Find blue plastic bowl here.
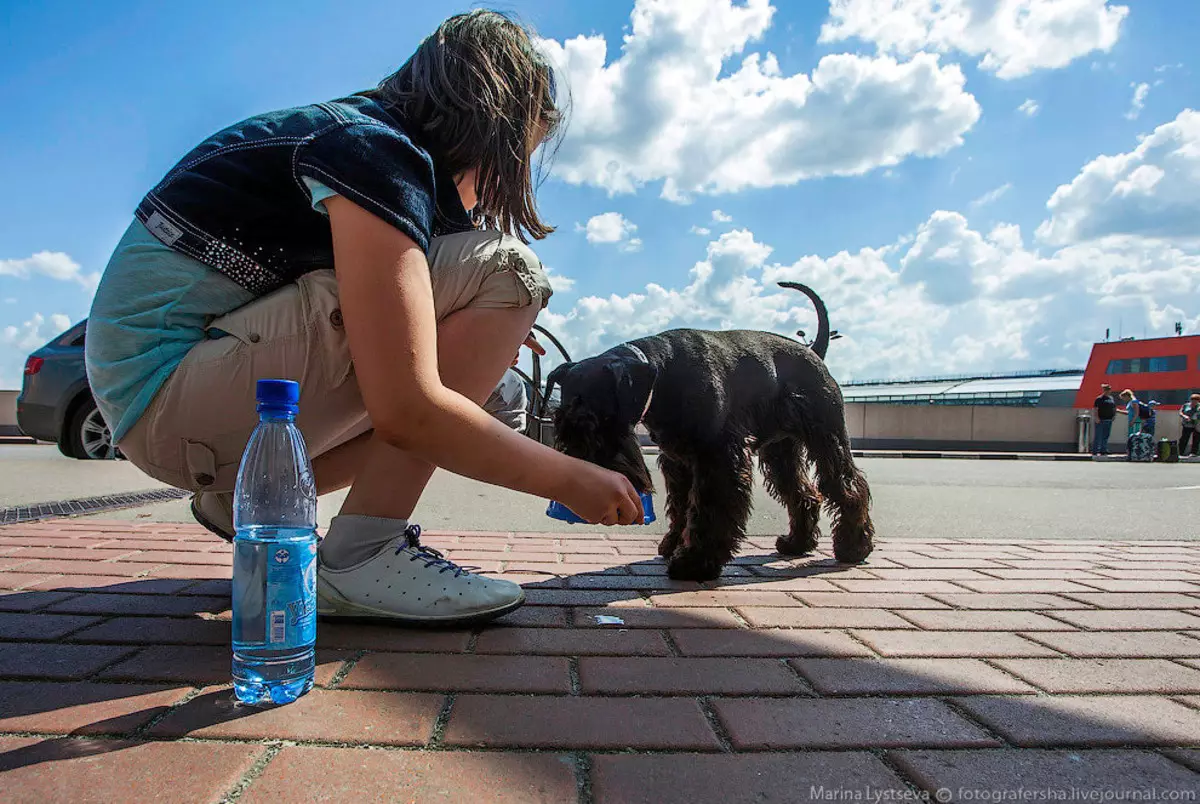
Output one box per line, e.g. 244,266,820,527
546,491,655,525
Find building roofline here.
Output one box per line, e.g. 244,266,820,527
842,368,1084,388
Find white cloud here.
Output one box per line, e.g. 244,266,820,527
0,312,73,389
1124,82,1150,120
690,225,712,236
712,210,733,223
576,212,643,253
539,0,980,200
1037,109,1200,246
969,182,1013,209
0,251,99,290
1017,99,1039,117
820,0,1128,80
542,264,576,294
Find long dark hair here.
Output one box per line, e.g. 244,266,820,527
367,10,564,242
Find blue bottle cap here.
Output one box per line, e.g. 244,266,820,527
256,379,300,413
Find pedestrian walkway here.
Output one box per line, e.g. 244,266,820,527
1,521,1198,802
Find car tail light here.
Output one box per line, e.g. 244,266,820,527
23,357,44,376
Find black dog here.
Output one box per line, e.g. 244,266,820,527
546,283,874,582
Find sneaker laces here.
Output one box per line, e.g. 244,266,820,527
395,524,469,578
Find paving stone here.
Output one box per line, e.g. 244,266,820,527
645,590,798,607
827,580,969,594
892,748,1200,801
0,643,136,679
591,752,909,804
852,630,1060,658
790,658,1035,695
45,593,228,617
2,559,165,577
1060,592,1200,609
443,695,720,750
96,645,341,686
926,593,1088,610
565,575,705,591
1043,609,1200,631
953,579,1102,594
573,606,743,628
315,623,470,652
0,737,263,804
991,658,1200,693
242,746,577,804
146,563,232,580
474,627,671,655
792,592,949,609
29,576,195,594
0,612,101,640
1163,749,1200,772
738,607,915,629
522,588,643,606
341,654,571,693
0,681,189,735
1074,580,1200,593
151,688,442,745
0,572,58,591
492,605,570,628
670,627,874,657
711,697,999,749
67,616,230,645
891,610,1075,631
1022,631,1200,658
0,589,73,612
953,694,1200,747
579,657,807,695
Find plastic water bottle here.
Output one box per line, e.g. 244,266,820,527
231,379,318,705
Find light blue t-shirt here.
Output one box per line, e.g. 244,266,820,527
86,179,339,442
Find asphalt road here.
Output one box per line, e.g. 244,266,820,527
2,444,1199,541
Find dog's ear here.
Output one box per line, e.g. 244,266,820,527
543,361,574,407
610,360,657,426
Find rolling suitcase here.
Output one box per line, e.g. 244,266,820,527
1159,438,1180,463
1128,432,1154,463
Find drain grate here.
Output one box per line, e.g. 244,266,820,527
0,488,191,525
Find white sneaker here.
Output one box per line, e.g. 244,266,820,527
191,491,234,542
316,525,525,627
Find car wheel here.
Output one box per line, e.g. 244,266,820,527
67,398,119,460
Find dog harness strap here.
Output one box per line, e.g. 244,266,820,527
621,343,649,364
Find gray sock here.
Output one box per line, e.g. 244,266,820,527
319,514,408,570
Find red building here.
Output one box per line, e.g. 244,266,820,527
1074,335,1200,411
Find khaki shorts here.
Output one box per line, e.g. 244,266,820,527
119,230,551,493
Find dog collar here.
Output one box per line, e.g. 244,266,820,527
621,343,649,364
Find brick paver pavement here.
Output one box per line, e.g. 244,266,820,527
1,520,1198,802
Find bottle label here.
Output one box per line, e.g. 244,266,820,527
265,542,317,647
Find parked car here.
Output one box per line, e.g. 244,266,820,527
16,320,573,461
16,320,120,460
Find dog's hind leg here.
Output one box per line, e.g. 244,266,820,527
668,440,754,582
657,452,693,560
759,439,822,556
807,431,875,564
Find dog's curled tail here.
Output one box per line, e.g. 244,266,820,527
778,281,831,360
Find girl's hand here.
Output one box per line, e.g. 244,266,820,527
558,463,644,526
511,332,545,367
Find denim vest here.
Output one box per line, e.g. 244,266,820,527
134,95,474,296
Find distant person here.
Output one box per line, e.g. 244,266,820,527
1119,389,1144,437
1142,400,1159,438
1181,393,1200,457
1092,383,1116,455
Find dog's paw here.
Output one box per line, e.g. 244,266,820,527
667,549,725,582
775,533,819,557
833,532,874,564
657,532,682,560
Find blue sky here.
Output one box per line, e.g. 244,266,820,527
2,0,1199,389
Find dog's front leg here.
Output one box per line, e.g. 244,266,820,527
668,442,753,582
657,452,693,560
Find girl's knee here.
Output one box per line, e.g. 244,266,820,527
428,231,553,318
